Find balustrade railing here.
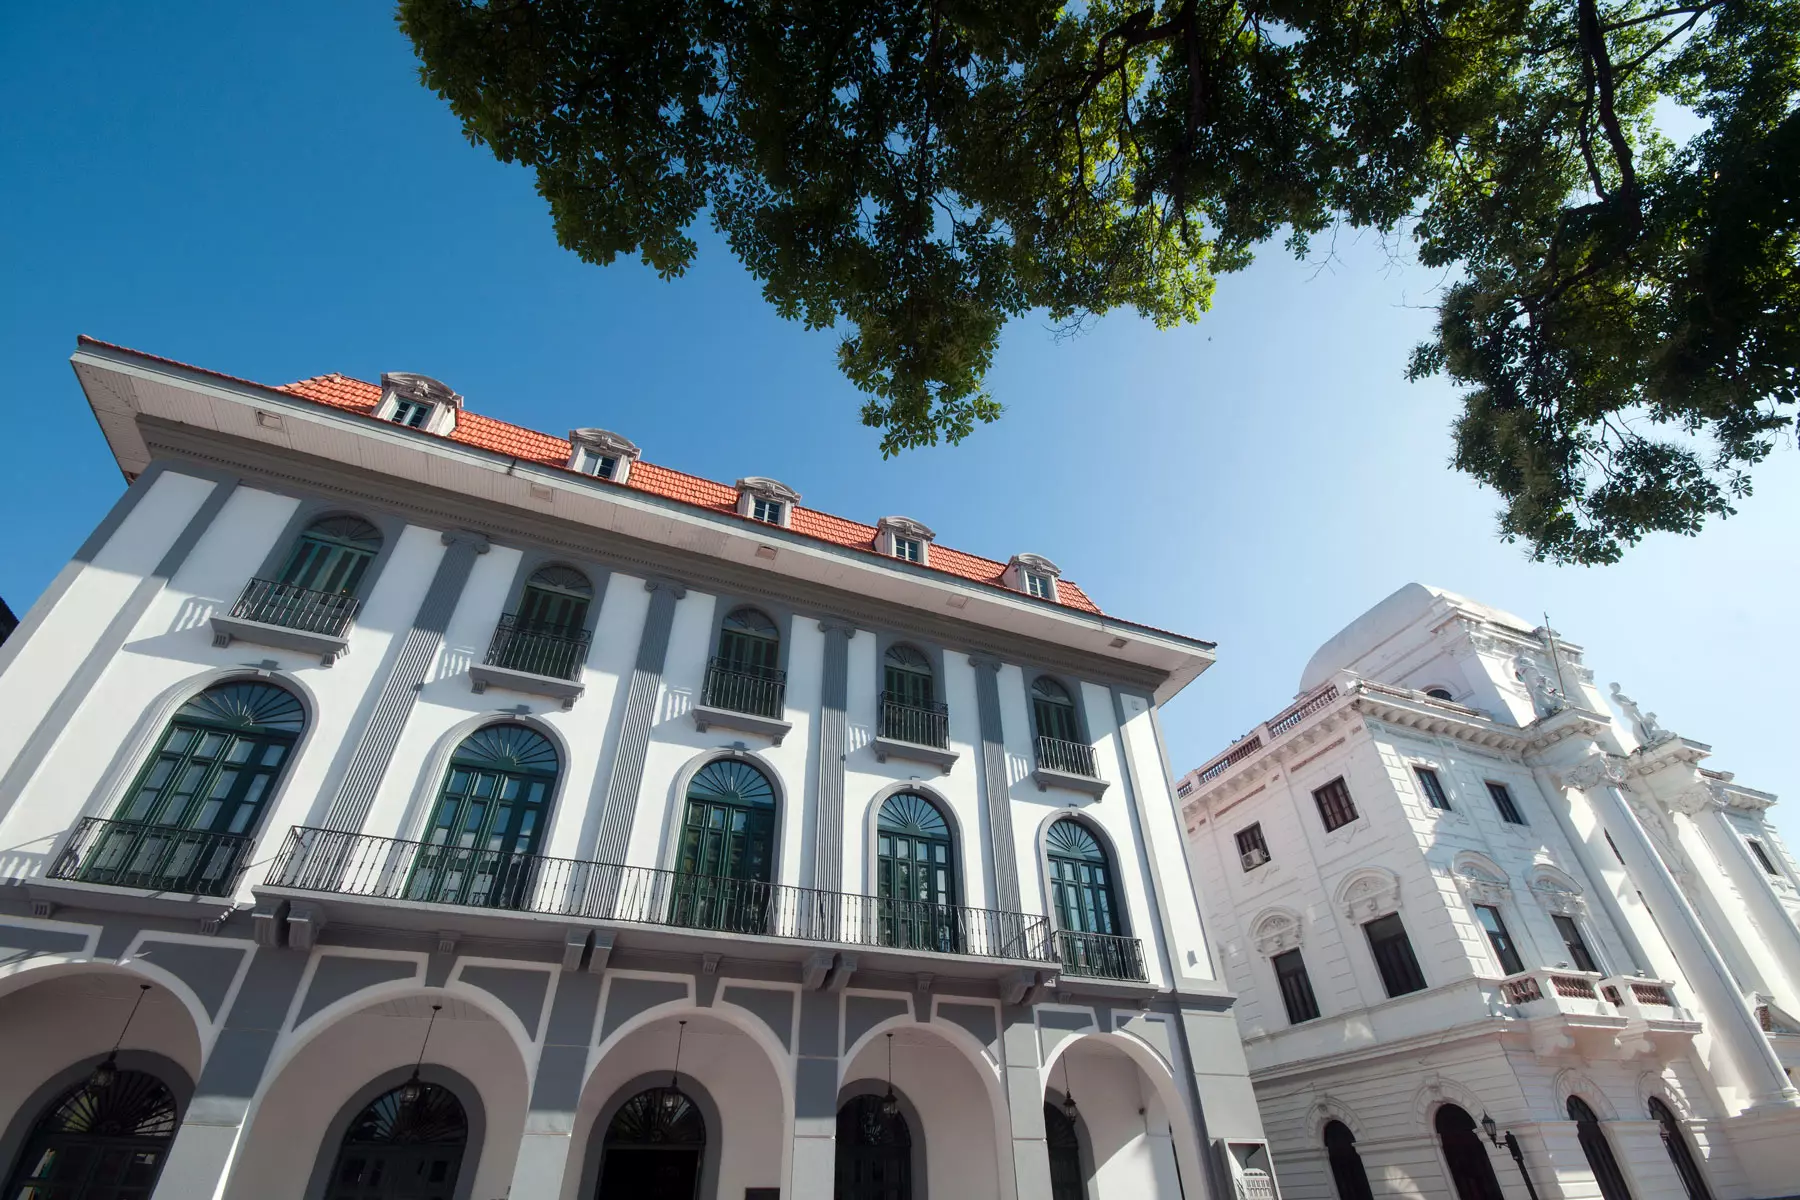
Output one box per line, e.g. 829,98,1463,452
50,817,255,898
1055,929,1148,981
880,698,949,749
1035,736,1099,779
484,615,590,680
231,577,360,637
699,658,787,718
267,828,1052,963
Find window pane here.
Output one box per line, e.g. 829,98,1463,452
1364,914,1426,996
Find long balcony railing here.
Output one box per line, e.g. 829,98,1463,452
1055,930,1148,981
267,828,1053,963
49,817,255,898
1035,735,1099,779
879,697,949,749
484,615,590,680
700,657,786,718
231,577,360,638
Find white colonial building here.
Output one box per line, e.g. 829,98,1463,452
1175,585,1800,1200
0,338,1270,1200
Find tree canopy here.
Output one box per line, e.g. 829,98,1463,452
398,0,1798,563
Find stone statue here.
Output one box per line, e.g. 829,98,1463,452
1610,682,1672,747
1513,653,1564,718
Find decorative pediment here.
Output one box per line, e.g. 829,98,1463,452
1527,867,1588,917
1251,909,1304,957
1337,868,1401,922
569,427,640,458
1452,854,1511,905
736,476,801,503
381,371,463,407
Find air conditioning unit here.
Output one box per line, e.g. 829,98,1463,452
1241,848,1270,870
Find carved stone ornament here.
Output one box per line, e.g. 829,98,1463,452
876,515,936,542
1251,911,1304,957
568,427,641,459
381,371,463,408
1339,869,1401,922
1453,860,1512,906
1665,786,1718,817
1528,873,1588,917
735,476,801,503
1008,552,1062,578
1609,682,1674,747
1559,754,1626,793
1514,653,1566,718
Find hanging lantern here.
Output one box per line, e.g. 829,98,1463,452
1061,1050,1079,1122
661,1021,689,1115
89,984,152,1092
881,1032,900,1117
401,1004,443,1108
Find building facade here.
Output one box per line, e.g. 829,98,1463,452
1175,584,1800,1200
0,338,1268,1200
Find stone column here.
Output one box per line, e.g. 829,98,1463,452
811,621,854,892
1689,801,1800,1003
790,989,840,1195
508,972,603,1197
1561,755,1797,1109
971,656,1022,914
1000,1005,1053,1199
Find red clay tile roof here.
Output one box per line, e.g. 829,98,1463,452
270,372,1105,614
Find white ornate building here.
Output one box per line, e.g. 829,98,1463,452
1175,584,1800,1200
0,338,1270,1200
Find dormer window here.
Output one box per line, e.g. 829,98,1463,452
376,372,462,435
1025,572,1053,598
1007,553,1062,601
736,477,799,528
894,536,922,563
876,516,935,565
567,428,639,484
391,398,432,428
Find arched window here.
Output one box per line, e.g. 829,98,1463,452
1569,1097,1633,1200
1031,678,1080,744
2,1069,178,1198
325,1081,467,1200
408,724,559,909
835,1094,911,1200
1048,819,1135,977
1434,1104,1504,1200
1648,1098,1711,1200
673,760,778,932
278,515,382,596
1324,1120,1374,1200
595,1087,705,1200
882,646,934,707
83,681,304,896
1044,1101,1084,1200
718,607,780,674
877,793,958,951
705,608,785,718
516,564,593,633
1425,687,1454,702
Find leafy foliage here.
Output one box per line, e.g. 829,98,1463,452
399,0,1799,562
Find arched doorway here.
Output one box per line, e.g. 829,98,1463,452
594,1086,705,1200
1434,1104,1504,1200
408,723,560,909
1044,1100,1084,1200
1569,1097,1633,1200
1649,1098,1711,1200
324,1080,468,1199
876,792,959,952
672,759,777,933
1324,1120,1374,1200
835,1094,911,1200
2,1068,179,1199
1046,818,1133,977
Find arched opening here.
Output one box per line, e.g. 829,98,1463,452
279,515,383,596
672,759,777,933
407,724,560,910
1030,678,1079,744
835,1094,911,1200
1324,1120,1373,1200
2,1068,179,1199
80,679,304,895
492,565,595,678
1045,1034,1188,1199
1648,1099,1710,1200
1434,1105,1503,1200
705,608,784,717
324,1081,468,1199
879,646,945,747
517,565,593,632
593,1086,705,1200
876,792,959,952
1569,1097,1633,1200
1424,687,1454,702
1046,819,1133,978
1044,1101,1084,1200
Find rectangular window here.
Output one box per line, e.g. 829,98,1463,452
893,536,922,563
1273,949,1321,1023
1486,781,1525,824
391,398,431,428
1313,777,1359,832
1551,914,1598,973
1235,823,1270,871
751,497,784,524
573,446,618,479
1414,766,1450,810
1474,904,1525,975
1748,839,1781,876
1024,572,1053,598
1364,913,1427,997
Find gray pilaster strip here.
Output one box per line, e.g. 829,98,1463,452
322,532,487,832
589,580,682,865
812,622,853,892
0,475,238,827
1110,690,1179,985
971,655,1022,914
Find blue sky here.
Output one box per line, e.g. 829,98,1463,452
4,4,1795,850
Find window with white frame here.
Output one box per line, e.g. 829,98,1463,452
1486,780,1526,824
391,398,432,428
1474,903,1525,975
1236,823,1270,871
572,445,618,479
1748,839,1781,876
893,535,923,563
1025,571,1053,598
751,496,784,524
1414,766,1451,810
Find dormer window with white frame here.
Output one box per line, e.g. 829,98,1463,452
376,372,462,436
736,477,799,528
566,428,640,484
1006,553,1062,602
876,516,935,566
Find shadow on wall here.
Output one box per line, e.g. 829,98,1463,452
169,596,223,636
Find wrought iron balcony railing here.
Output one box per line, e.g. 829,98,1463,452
50,817,256,898
1035,735,1100,779
267,827,1054,963
700,657,786,719
484,615,590,680
1055,929,1149,982
231,577,360,638
879,697,950,749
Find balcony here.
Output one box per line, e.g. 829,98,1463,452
48,817,254,899
1055,930,1148,982
1032,736,1108,797
264,827,1055,968
691,657,791,744
468,615,589,707
872,698,958,773
210,577,359,665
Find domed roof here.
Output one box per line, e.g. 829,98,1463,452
1298,583,1534,692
